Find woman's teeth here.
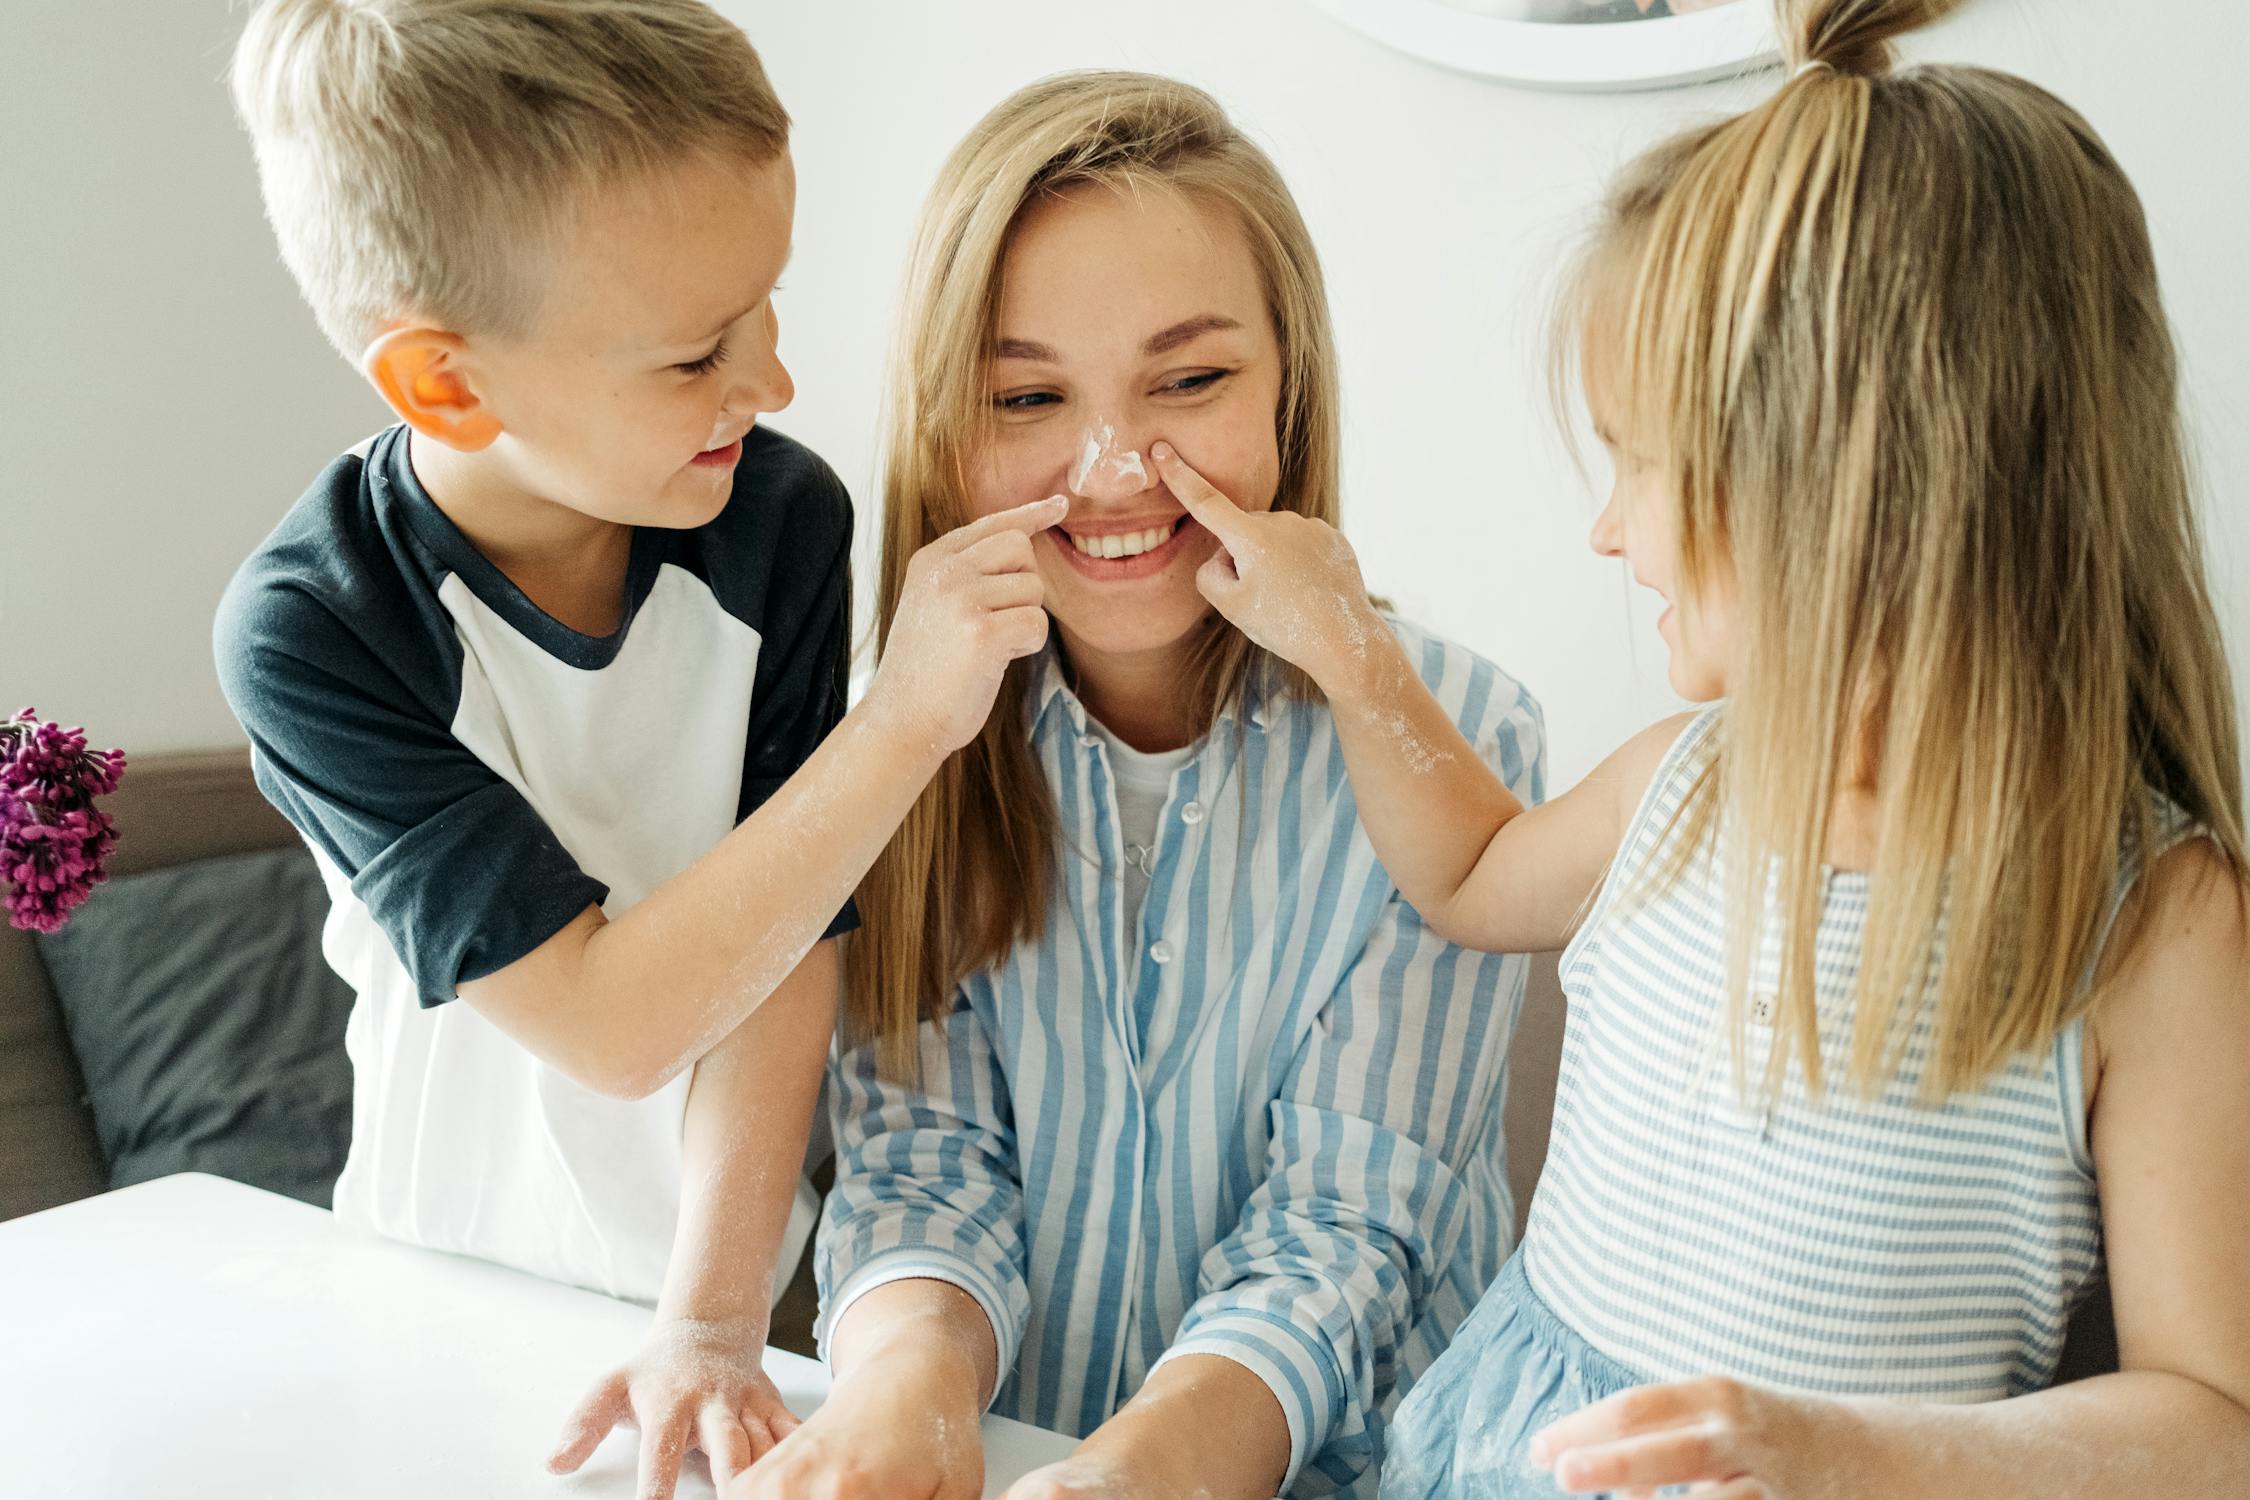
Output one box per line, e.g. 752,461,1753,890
1068,522,1176,560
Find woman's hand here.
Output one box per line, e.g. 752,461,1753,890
863,494,1067,759
1529,1374,1857,1498
727,1346,987,1500
548,1313,800,1499
997,1451,1156,1500
1152,443,1390,704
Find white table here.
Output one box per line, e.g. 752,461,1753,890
0,1174,1076,1496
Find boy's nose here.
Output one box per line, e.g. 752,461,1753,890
728,311,794,417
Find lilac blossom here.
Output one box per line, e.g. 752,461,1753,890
1,708,127,934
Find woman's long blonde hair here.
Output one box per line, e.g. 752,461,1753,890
847,72,1342,1076
1561,0,2244,1100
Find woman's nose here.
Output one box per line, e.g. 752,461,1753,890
1068,420,1154,502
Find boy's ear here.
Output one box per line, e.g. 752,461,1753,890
361,326,503,452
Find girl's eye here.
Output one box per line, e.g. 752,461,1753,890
994,391,1061,411
1163,370,1231,396
675,339,730,377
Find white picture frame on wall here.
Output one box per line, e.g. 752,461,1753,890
1311,0,1779,92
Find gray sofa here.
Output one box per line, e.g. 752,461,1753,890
0,749,2116,1380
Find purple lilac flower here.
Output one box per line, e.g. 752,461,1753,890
0,708,127,934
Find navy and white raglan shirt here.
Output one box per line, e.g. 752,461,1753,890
214,422,855,1304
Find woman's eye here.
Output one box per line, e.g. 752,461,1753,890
1163,370,1231,396
675,339,729,377
994,391,1060,411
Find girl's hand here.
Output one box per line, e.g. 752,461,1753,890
1530,1375,1853,1498
726,1351,986,1500
864,494,1068,759
548,1314,800,1499
1151,443,1390,704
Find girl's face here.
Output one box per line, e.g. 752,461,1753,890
968,182,1284,668
1583,353,1738,701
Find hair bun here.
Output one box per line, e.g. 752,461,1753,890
1781,0,1962,78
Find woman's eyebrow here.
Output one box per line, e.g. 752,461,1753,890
1143,314,1241,356
991,314,1244,364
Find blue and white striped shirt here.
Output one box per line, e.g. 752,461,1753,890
818,622,1544,1496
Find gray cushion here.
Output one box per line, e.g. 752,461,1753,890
34,847,352,1206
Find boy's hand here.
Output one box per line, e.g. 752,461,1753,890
726,1347,986,1500
1151,443,1390,704
865,494,1067,759
1529,1374,1852,1498
549,1313,800,1499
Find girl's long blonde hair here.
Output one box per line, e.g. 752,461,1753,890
1562,0,2245,1100
847,72,1342,1076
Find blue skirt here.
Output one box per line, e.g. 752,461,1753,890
1383,1251,1658,1499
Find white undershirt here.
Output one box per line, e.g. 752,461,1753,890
1090,719,1194,929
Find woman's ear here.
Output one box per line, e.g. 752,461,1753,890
361,326,503,451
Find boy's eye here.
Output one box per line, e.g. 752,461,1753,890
675,338,730,377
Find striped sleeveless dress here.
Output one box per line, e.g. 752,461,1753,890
1385,708,2185,1498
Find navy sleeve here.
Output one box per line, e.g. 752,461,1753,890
214,540,608,1006
733,455,860,940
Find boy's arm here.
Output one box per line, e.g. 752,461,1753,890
458,700,938,1097
548,939,838,1497
1152,442,1673,953
451,493,1067,1100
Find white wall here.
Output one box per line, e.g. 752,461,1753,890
4,0,2243,791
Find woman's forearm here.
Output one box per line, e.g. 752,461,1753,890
830,1277,1001,1409
1071,1354,1292,1500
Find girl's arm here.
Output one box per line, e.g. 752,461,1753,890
1155,443,1675,952
548,939,839,1498
1529,840,2250,1498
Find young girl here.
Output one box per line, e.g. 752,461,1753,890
738,72,1543,1500
1161,0,2250,1493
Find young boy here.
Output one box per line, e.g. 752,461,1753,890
217,2,1060,1491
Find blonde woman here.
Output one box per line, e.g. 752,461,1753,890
1169,0,2250,1495
737,74,1543,1500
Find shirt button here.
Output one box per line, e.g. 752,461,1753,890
1149,940,1174,965
1180,801,1205,825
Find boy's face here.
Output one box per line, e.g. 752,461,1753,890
457,149,797,529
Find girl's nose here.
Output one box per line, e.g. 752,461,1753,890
1588,494,1624,558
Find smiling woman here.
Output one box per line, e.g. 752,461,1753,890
731,71,1545,1500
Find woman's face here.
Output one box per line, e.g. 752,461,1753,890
969,182,1284,667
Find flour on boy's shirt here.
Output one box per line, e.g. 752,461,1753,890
216,422,855,1302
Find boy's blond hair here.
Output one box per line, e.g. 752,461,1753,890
231,0,789,356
